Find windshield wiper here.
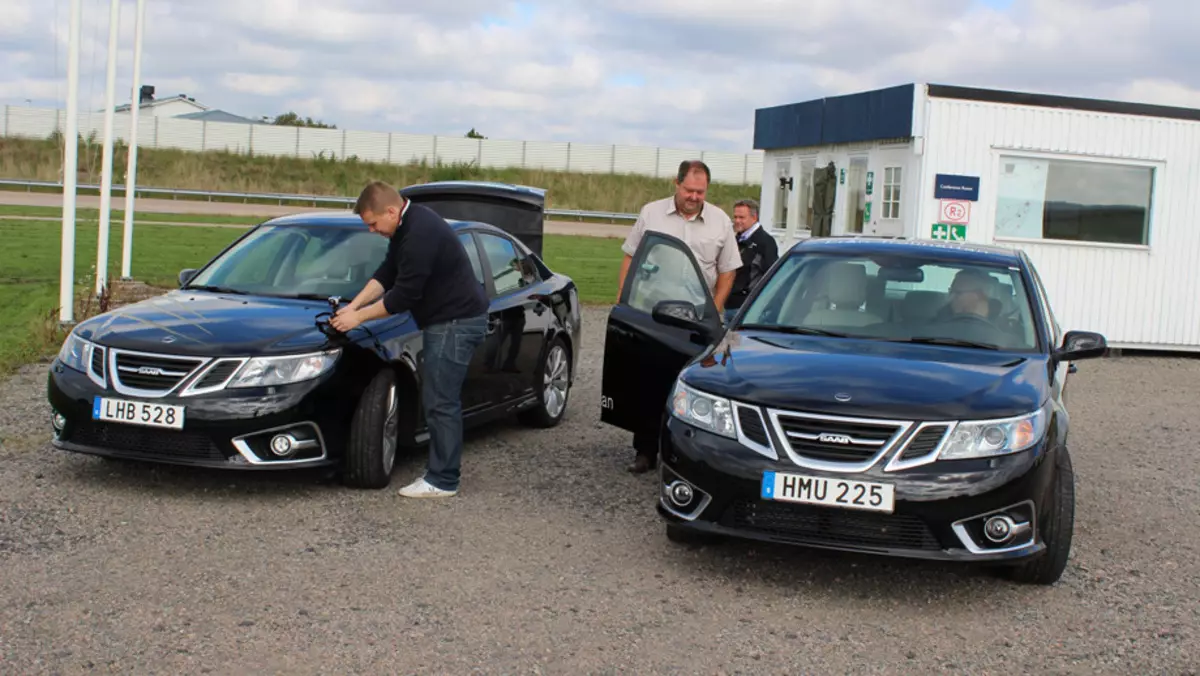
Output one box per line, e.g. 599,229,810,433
286,293,339,301
895,336,1001,350
184,284,249,295
737,324,853,338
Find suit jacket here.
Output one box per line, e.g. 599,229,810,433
727,224,779,309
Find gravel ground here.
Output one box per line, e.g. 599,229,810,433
1,304,1198,674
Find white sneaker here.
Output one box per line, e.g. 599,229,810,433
397,477,457,498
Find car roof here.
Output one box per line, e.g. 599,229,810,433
790,236,1025,267
258,211,506,236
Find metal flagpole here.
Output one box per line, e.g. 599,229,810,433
120,0,147,280
96,0,121,296
59,0,83,324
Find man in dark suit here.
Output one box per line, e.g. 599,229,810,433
724,198,779,321
332,180,489,499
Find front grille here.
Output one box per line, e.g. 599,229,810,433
193,359,244,390
68,420,228,462
112,350,205,394
89,346,106,381
737,406,771,448
775,412,904,464
723,499,942,551
898,424,950,460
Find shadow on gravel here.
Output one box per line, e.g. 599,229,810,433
38,416,530,500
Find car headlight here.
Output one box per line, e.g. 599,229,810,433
57,332,94,373
228,349,341,388
938,407,1048,460
670,379,736,439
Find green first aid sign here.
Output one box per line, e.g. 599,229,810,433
931,223,966,241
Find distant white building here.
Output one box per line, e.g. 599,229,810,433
752,83,1200,353
110,85,261,125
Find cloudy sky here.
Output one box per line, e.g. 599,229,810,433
0,0,1195,152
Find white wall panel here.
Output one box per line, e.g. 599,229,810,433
296,128,342,159
479,139,524,169
567,143,613,173
250,124,298,158
523,141,569,171
203,121,252,153
342,130,391,163
919,95,1200,350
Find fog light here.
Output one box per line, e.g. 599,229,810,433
983,514,1016,543
269,434,296,457
668,481,694,507
52,412,66,431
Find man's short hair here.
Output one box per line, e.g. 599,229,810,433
676,159,711,184
354,180,402,215
734,198,759,218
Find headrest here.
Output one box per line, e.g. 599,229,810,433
825,263,868,307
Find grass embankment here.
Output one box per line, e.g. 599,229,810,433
0,136,760,215
0,216,623,377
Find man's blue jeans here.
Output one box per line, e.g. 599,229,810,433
420,313,488,491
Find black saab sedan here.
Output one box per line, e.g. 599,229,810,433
47,181,580,489
600,233,1107,585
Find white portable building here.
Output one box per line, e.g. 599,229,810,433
752,83,1200,353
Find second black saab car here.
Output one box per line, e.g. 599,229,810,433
47,181,581,489
600,233,1107,585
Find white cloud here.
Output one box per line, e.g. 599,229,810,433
0,0,1196,152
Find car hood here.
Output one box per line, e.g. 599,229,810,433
75,290,347,356
681,330,1049,420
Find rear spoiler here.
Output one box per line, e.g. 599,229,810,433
400,181,547,257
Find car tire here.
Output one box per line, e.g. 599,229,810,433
517,337,571,428
1003,447,1076,585
342,368,400,490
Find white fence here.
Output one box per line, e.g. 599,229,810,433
0,105,765,185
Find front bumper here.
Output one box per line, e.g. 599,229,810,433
46,360,350,470
656,417,1058,564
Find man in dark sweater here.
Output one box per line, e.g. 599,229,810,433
332,180,489,499
725,198,779,321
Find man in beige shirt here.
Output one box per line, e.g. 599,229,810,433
616,159,742,473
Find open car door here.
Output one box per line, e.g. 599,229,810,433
600,231,723,436
400,181,547,258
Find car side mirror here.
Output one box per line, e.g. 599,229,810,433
1055,330,1107,361
652,300,718,343
178,268,197,287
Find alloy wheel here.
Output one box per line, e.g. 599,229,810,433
382,382,398,474
543,345,569,418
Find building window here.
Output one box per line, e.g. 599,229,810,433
882,166,901,219
994,155,1154,246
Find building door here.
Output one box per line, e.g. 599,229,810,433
844,156,869,234
865,148,909,238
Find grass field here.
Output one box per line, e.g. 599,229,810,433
1,136,760,215
0,217,622,377
0,204,265,226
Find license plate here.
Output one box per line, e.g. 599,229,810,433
761,471,895,513
92,396,185,430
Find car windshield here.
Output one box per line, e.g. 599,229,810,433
185,222,387,299
737,251,1041,351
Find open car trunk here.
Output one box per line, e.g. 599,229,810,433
400,181,547,258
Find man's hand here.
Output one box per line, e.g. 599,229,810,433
330,307,365,333
330,300,390,333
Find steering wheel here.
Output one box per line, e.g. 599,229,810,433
944,312,995,327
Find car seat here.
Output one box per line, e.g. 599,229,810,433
801,262,882,327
